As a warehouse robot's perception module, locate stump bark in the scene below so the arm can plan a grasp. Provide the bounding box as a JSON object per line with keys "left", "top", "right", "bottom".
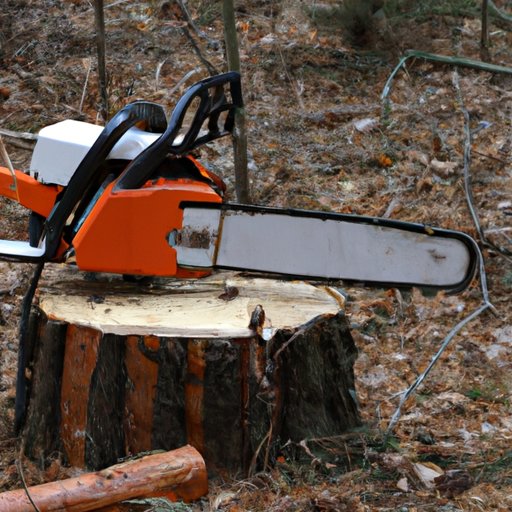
{"left": 19, "top": 264, "right": 360, "bottom": 474}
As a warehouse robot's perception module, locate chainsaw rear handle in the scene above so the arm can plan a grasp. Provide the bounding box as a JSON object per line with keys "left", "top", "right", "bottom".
{"left": 115, "top": 71, "right": 243, "bottom": 191}
{"left": 40, "top": 101, "right": 168, "bottom": 260}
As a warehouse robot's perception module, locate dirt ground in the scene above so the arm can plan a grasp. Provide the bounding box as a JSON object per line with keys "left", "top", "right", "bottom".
{"left": 0, "top": 0, "right": 511, "bottom": 510}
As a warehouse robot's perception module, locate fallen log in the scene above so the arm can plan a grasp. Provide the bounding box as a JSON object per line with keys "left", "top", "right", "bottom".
{"left": 0, "top": 446, "right": 207, "bottom": 511}
{"left": 19, "top": 265, "right": 360, "bottom": 474}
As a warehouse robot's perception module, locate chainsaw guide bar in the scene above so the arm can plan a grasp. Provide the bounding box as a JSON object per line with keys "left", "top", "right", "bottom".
{"left": 175, "top": 203, "right": 478, "bottom": 293}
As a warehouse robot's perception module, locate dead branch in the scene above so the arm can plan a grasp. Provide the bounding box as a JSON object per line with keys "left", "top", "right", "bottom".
{"left": 382, "top": 50, "right": 512, "bottom": 113}
{"left": 481, "top": 0, "right": 490, "bottom": 60}
{"left": 452, "top": 70, "right": 485, "bottom": 242}
{"left": 175, "top": 0, "right": 220, "bottom": 49}
{"left": 275, "top": 42, "right": 305, "bottom": 112}
{"left": 165, "top": 67, "right": 202, "bottom": 98}
{"left": 0, "top": 446, "right": 207, "bottom": 511}
{"left": 17, "top": 443, "right": 41, "bottom": 512}
{"left": 0, "top": 128, "right": 38, "bottom": 141}
{"left": 79, "top": 58, "right": 93, "bottom": 115}
{"left": 452, "top": 69, "right": 512, "bottom": 258}
{"left": 386, "top": 294, "right": 494, "bottom": 436}
{"left": 384, "top": 63, "right": 505, "bottom": 436}
{"left": 489, "top": 0, "right": 512, "bottom": 25}
{"left": 181, "top": 23, "right": 219, "bottom": 75}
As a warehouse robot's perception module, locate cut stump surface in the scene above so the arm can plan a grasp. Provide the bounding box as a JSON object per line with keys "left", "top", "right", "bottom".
{"left": 20, "top": 265, "right": 360, "bottom": 474}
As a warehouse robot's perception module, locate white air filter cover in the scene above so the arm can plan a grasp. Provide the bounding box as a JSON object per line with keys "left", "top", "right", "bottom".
{"left": 30, "top": 120, "right": 161, "bottom": 185}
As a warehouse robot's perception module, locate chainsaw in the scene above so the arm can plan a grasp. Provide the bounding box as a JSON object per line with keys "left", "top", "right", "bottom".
{"left": 0, "top": 72, "right": 478, "bottom": 293}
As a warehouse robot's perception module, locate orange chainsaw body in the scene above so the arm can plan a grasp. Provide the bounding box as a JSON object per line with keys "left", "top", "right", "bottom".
{"left": 0, "top": 166, "right": 61, "bottom": 217}
{"left": 72, "top": 176, "right": 222, "bottom": 277}
{"left": 0, "top": 73, "right": 241, "bottom": 275}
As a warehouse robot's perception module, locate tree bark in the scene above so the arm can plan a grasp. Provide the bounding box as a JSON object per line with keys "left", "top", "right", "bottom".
{"left": 20, "top": 265, "right": 360, "bottom": 475}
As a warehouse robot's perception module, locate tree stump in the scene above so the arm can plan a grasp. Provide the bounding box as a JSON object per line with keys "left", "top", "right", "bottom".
{"left": 19, "top": 264, "right": 360, "bottom": 475}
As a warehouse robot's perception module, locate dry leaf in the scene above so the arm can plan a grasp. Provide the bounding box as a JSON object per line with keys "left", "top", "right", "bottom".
{"left": 430, "top": 159, "right": 458, "bottom": 177}
{"left": 0, "top": 87, "right": 11, "bottom": 101}
{"left": 378, "top": 154, "right": 393, "bottom": 167}
{"left": 211, "top": 491, "right": 238, "bottom": 510}
{"left": 354, "top": 118, "right": 378, "bottom": 133}
{"left": 412, "top": 462, "right": 444, "bottom": 488}
{"left": 397, "top": 477, "right": 409, "bottom": 492}
{"left": 407, "top": 150, "right": 429, "bottom": 166}
{"left": 434, "top": 470, "right": 473, "bottom": 498}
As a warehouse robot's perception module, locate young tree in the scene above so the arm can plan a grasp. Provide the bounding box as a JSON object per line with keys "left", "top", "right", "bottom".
{"left": 94, "top": 0, "right": 108, "bottom": 121}
{"left": 481, "top": 0, "right": 490, "bottom": 60}
{"left": 222, "top": 0, "right": 250, "bottom": 203}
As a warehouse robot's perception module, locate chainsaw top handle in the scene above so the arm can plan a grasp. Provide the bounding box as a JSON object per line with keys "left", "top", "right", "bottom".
{"left": 114, "top": 71, "right": 242, "bottom": 191}
{"left": 43, "top": 101, "right": 167, "bottom": 259}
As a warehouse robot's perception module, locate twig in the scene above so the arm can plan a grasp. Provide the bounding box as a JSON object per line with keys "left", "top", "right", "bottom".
{"left": 452, "top": 70, "right": 485, "bottom": 242}
{"left": 382, "top": 197, "right": 401, "bottom": 219}
{"left": 488, "top": 0, "right": 512, "bottom": 24}
{"left": 0, "top": 128, "right": 38, "bottom": 141}
{"left": 453, "top": 69, "right": 512, "bottom": 257}
{"left": 485, "top": 227, "right": 512, "bottom": 234}
{"left": 154, "top": 59, "right": 167, "bottom": 91}
{"left": 175, "top": 0, "right": 220, "bottom": 49}
{"left": 105, "top": 0, "right": 131, "bottom": 8}
{"left": 275, "top": 43, "right": 305, "bottom": 112}
{"left": 248, "top": 430, "right": 271, "bottom": 477}
{"left": 180, "top": 23, "right": 219, "bottom": 75}
{"left": 0, "top": 135, "right": 20, "bottom": 203}
{"left": 17, "top": 443, "right": 41, "bottom": 512}
{"left": 79, "top": 58, "right": 92, "bottom": 115}
{"left": 471, "top": 148, "right": 508, "bottom": 164}
{"left": 385, "top": 70, "right": 500, "bottom": 434}
{"left": 386, "top": 303, "right": 492, "bottom": 437}
{"left": 386, "top": 235, "right": 497, "bottom": 437}
{"left": 166, "top": 67, "right": 202, "bottom": 98}
{"left": 382, "top": 50, "right": 512, "bottom": 112}
{"left": 94, "top": 0, "right": 109, "bottom": 121}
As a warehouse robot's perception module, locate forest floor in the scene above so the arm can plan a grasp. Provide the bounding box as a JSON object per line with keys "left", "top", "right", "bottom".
{"left": 0, "top": 0, "right": 511, "bottom": 510}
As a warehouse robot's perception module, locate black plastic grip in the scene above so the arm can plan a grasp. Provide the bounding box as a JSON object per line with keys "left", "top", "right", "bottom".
{"left": 115, "top": 72, "right": 243, "bottom": 191}
{"left": 43, "top": 101, "right": 167, "bottom": 258}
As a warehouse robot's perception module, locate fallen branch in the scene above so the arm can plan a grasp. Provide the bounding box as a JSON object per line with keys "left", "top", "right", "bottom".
{"left": 0, "top": 446, "right": 207, "bottom": 511}
{"left": 452, "top": 69, "right": 485, "bottom": 242}
{"left": 0, "top": 128, "right": 38, "bottom": 141}
{"left": 381, "top": 50, "right": 512, "bottom": 110}
{"left": 386, "top": 56, "right": 504, "bottom": 437}
{"left": 489, "top": 0, "right": 512, "bottom": 24}
{"left": 452, "top": 68, "right": 512, "bottom": 258}
{"left": 386, "top": 242, "right": 496, "bottom": 437}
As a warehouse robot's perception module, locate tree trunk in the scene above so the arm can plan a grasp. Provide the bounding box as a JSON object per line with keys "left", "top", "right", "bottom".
{"left": 481, "top": 0, "right": 490, "bottom": 61}
{"left": 20, "top": 265, "right": 360, "bottom": 475}
{"left": 222, "top": 0, "right": 250, "bottom": 203}
{"left": 94, "top": 0, "right": 108, "bottom": 121}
